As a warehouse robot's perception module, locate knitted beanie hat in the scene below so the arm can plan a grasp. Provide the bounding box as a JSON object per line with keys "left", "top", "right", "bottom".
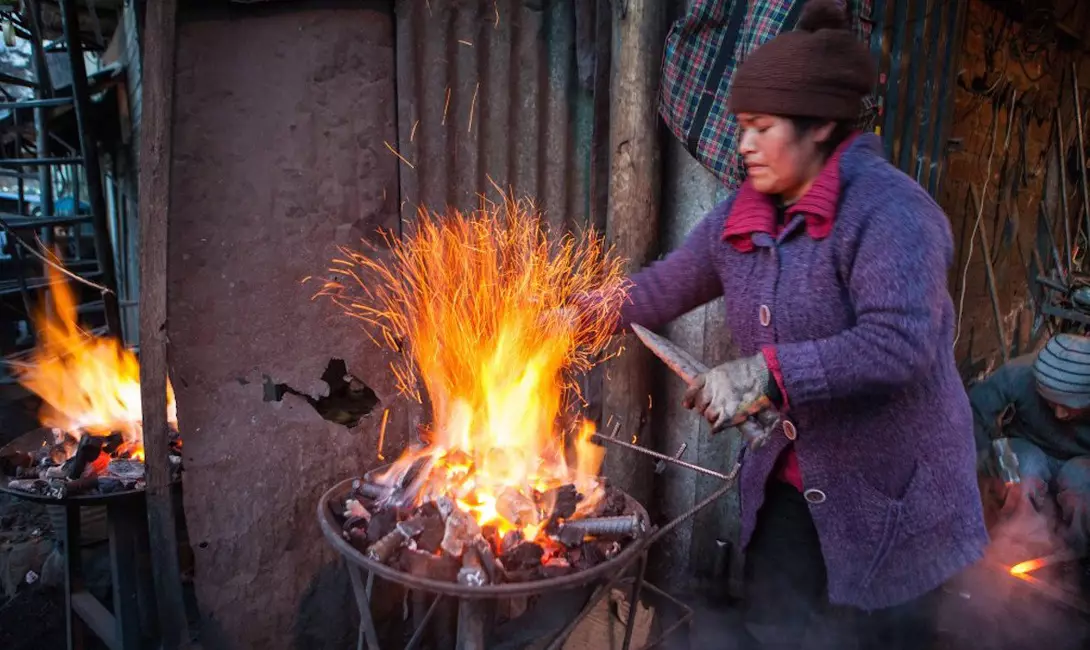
{"left": 728, "top": 0, "right": 878, "bottom": 120}
{"left": 1034, "top": 334, "right": 1090, "bottom": 410}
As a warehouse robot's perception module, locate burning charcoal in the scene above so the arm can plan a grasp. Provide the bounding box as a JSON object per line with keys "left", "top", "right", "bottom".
{"left": 440, "top": 507, "right": 480, "bottom": 557}
{"left": 343, "top": 516, "right": 369, "bottom": 535}
{"left": 499, "top": 541, "right": 544, "bottom": 572}
{"left": 457, "top": 546, "right": 489, "bottom": 587}
{"left": 603, "top": 541, "right": 622, "bottom": 559}
{"left": 66, "top": 476, "right": 99, "bottom": 496}
{"left": 556, "top": 525, "right": 585, "bottom": 548}
{"left": 365, "top": 509, "right": 398, "bottom": 545}
{"left": 542, "top": 557, "right": 573, "bottom": 578}
{"left": 351, "top": 479, "right": 388, "bottom": 501}
{"left": 435, "top": 496, "right": 456, "bottom": 520}
{"left": 414, "top": 505, "right": 445, "bottom": 554}
{"left": 43, "top": 466, "right": 67, "bottom": 480}
{"left": 100, "top": 432, "right": 125, "bottom": 455}
{"left": 557, "top": 515, "right": 645, "bottom": 540}
{"left": 500, "top": 530, "right": 524, "bottom": 555}
{"left": 66, "top": 436, "right": 104, "bottom": 480}
{"left": 496, "top": 488, "right": 539, "bottom": 527}
{"left": 473, "top": 537, "right": 499, "bottom": 584}
{"left": 367, "top": 516, "right": 427, "bottom": 563}
{"left": 1, "top": 451, "right": 34, "bottom": 475}
{"left": 397, "top": 549, "right": 460, "bottom": 582}
{"left": 594, "top": 487, "right": 628, "bottom": 517}
{"left": 345, "top": 499, "right": 371, "bottom": 521}
{"left": 97, "top": 477, "right": 125, "bottom": 494}
{"left": 570, "top": 542, "right": 606, "bottom": 571}
{"left": 15, "top": 466, "right": 42, "bottom": 479}
{"left": 346, "top": 527, "right": 369, "bottom": 554}
{"left": 543, "top": 484, "right": 583, "bottom": 535}
{"left": 6, "top": 479, "right": 47, "bottom": 494}
{"left": 106, "top": 459, "right": 145, "bottom": 481}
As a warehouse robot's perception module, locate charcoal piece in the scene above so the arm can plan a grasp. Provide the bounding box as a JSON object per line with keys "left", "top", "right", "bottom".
{"left": 343, "top": 515, "right": 368, "bottom": 534}
{"left": 15, "top": 466, "right": 41, "bottom": 479}
{"left": 415, "top": 509, "right": 445, "bottom": 554}
{"left": 351, "top": 479, "right": 387, "bottom": 501}
{"left": 106, "top": 459, "right": 145, "bottom": 481}
{"left": 100, "top": 432, "right": 125, "bottom": 455}
{"left": 97, "top": 477, "right": 125, "bottom": 494}
{"left": 435, "top": 496, "right": 456, "bottom": 520}
{"left": 500, "top": 530, "right": 524, "bottom": 555}
{"left": 344, "top": 499, "right": 371, "bottom": 522}
{"left": 474, "top": 538, "right": 499, "bottom": 584}
{"left": 6, "top": 478, "right": 47, "bottom": 494}
{"left": 366, "top": 508, "right": 399, "bottom": 545}
{"left": 594, "top": 487, "right": 628, "bottom": 517}
{"left": 481, "top": 523, "right": 499, "bottom": 544}
{"left": 499, "top": 541, "right": 544, "bottom": 572}
{"left": 66, "top": 476, "right": 100, "bottom": 495}
{"left": 570, "top": 542, "right": 605, "bottom": 571}
{"left": 66, "top": 435, "right": 104, "bottom": 480}
{"left": 457, "top": 546, "right": 488, "bottom": 587}
{"left": 440, "top": 508, "right": 480, "bottom": 557}
{"left": 398, "top": 549, "right": 460, "bottom": 582}
{"left": 556, "top": 525, "right": 585, "bottom": 547}
{"left": 542, "top": 557, "right": 573, "bottom": 578}
{"left": 546, "top": 484, "right": 581, "bottom": 519}
{"left": 0, "top": 451, "right": 33, "bottom": 475}
{"left": 346, "top": 527, "right": 369, "bottom": 554}
{"left": 367, "top": 516, "right": 426, "bottom": 563}
{"left": 496, "top": 488, "right": 539, "bottom": 527}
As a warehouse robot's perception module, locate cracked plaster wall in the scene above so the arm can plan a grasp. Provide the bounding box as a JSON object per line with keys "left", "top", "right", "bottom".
{"left": 167, "top": 4, "right": 413, "bottom": 648}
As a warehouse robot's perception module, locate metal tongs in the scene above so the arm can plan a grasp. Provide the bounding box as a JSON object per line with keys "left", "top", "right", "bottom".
{"left": 630, "top": 323, "right": 781, "bottom": 449}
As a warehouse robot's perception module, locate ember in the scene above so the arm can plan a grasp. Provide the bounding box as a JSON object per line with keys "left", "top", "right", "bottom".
{"left": 2, "top": 262, "right": 182, "bottom": 498}
{"left": 318, "top": 194, "right": 641, "bottom": 582}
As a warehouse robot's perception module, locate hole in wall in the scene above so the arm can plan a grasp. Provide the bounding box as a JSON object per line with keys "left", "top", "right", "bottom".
{"left": 262, "top": 359, "right": 379, "bottom": 427}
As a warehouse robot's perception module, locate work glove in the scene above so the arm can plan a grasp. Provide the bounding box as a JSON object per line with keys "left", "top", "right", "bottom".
{"left": 737, "top": 409, "right": 781, "bottom": 450}
{"left": 682, "top": 354, "right": 771, "bottom": 433}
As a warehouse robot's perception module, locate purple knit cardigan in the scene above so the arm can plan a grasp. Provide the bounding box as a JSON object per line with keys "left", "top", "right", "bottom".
{"left": 620, "top": 134, "right": 987, "bottom": 610}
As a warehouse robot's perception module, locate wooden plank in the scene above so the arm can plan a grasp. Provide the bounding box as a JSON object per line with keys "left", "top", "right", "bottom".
{"left": 599, "top": 0, "right": 665, "bottom": 506}
{"left": 137, "top": 0, "right": 188, "bottom": 647}
{"left": 71, "top": 592, "right": 118, "bottom": 649}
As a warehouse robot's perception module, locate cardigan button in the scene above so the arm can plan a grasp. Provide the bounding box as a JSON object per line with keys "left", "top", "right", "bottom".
{"left": 783, "top": 420, "right": 797, "bottom": 440}
{"left": 803, "top": 488, "right": 827, "bottom": 504}
{"left": 758, "top": 304, "right": 771, "bottom": 327}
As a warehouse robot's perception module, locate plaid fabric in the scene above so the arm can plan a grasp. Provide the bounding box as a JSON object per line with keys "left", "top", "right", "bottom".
{"left": 660, "top": 0, "right": 877, "bottom": 189}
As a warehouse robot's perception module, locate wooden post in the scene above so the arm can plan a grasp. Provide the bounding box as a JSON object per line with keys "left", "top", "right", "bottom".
{"left": 137, "top": 0, "right": 189, "bottom": 647}
{"left": 600, "top": 0, "right": 665, "bottom": 506}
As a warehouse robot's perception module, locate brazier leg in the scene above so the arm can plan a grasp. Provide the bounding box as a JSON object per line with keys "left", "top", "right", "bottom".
{"left": 107, "top": 499, "right": 143, "bottom": 650}
{"left": 620, "top": 552, "right": 649, "bottom": 650}
{"left": 347, "top": 562, "right": 381, "bottom": 650}
{"left": 455, "top": 598, "right": 490, "bottom": 650}
{"left": 64, "top": 504, "right": 86, "bottom": 650}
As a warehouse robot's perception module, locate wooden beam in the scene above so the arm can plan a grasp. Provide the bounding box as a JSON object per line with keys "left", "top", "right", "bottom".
{"left": 137, "top": 0, "right": 188, "bottom": 647}
{"left": 600, "top": 0, "right": 665, "bottom": 506}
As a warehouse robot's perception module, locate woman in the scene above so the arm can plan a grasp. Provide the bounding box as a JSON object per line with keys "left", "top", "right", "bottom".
{"left": 612, "top": 1, "right": 988, "bottom": 647}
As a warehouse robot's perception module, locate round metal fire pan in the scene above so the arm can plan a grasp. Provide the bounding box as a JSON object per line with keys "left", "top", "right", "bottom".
{"left": 0, "top": 427, "right": 152, "bottom": 505}
{"left": 318, "top": 476, "right": 650, "bottom": 600}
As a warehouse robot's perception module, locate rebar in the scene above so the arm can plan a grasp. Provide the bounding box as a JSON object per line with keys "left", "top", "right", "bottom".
{"left": 558, "top": 514, "right": 645, "bottom": 538}
{"left": 592, "top": 432, "right": 734, "bottom": 482}
{"left": 1073, "top": 62, "right": 1090, "bottom": 263}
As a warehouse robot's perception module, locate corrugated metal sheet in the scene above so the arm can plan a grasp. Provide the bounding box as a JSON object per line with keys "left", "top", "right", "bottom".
{"left": 869, "top": 0, "right": 967, "bottom": 195}
{"left": 393, "top": 0, "right": 603, "bottom": 234}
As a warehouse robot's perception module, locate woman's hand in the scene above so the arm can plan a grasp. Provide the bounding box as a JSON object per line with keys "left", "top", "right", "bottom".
{"left": 683, "top": 354, "right": 770, "bottom": 431}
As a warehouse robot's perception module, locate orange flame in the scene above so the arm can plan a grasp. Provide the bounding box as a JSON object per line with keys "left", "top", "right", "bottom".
{"left": 1010, "top": 558, "right": 1046, "bottom": 575}
{"left": 12, "top": 260, "right": 177, "bottom": 456}
{"left": 317, "top": 194, "right": 628, "bottom": 539}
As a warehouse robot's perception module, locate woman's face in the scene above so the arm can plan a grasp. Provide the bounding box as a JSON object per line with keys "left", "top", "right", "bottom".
{"left": 736, "top": 113, "right": 834, "bottom": 201}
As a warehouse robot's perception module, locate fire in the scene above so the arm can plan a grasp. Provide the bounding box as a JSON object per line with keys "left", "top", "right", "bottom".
{"left": 317, "top": 194, "right": 628, "bottom": 540}
{"left": 1010, "top": 558, "right": 1044, "bottom": 576}
{"left": 12, "top": 260, "right": 177, "bottom": 457}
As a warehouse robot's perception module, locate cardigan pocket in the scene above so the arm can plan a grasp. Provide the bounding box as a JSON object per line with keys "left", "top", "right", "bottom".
{"left": 854, "top": 460, "right": 937, "bottom": 591}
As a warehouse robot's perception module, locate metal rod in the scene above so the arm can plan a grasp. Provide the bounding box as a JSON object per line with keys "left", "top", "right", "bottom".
{"left": 592, "top": 432, "right": 733, "bottom": 482}
{"left": 0, "top": 214, "right": 93, "bottom": 229}
{"left": 0, "top": 97, "right": 74, "bottom": 110}
{"left": 404, "top": 595, "right": 443, "bottom": 650}
{"left": 1073, "top": 62, "right": 1090, "bottom": 265}
{"left": 59, "top": 0, "right": 121, "bottom": 338}
{"left": 620, "top": 553, "right": 648, "bottom": 650}
{"left": 968, "top": 185, "right": 1008, "bottom": 363}
{"left": 26, "top": 0, "right": 54, "bottom": 248}
{"left": 348, "top": 564, "right": 381, "bottom": 650}
{"left": 10, "top": 108, "right": 33, "bottom": 331}
{"left": 1055, "top": 106, "right": 1073, "bottom": 269}
{"left": 0, "top": 157, "right": 83, "bottom": 166}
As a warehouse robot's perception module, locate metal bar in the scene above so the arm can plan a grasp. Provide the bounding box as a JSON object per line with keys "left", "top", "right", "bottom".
{"left": 0, "top": 97, "right": 74, "bottom": 110}
{"left": 620, "top": 553, "right": 648, "bottom": 650}
{"left": 455, "top": 598, "right": 490, "bottom": 650}
{"left": 106, "top": 500, "right": 143, "bottom": 650}
{"left": 1035, "top": 275, "right": 1068, "bottom": 293}
{"left": 624, "top": 580, "right": 694, "bottom": 649}
{"left": 898, "top": 0, "right": 929, "bottom": 174}
{"left": 592, "top": 432, "right": 733, "bottom": 482}
{"left": 543, "top": 551, "right": 647, "bottom": 650}
{"left": 59, "top": 0, "right": 121, "bottom": 338}
{"left": 928, "top": 0, "right": 967, "bottom": 193}
{"left": 404, "top": 595, "right": 443, "bottom": 650}
{"left": 1072, "top": 62, "right": 1090, "bottom": 262}
{"left": 0, "top": 213, "right": 93, "bottom": 228}
{"left": 64, "top": 503, "right": 86, "bottom": 650}
{"left": 881, "top": 0, "right": 910, "bottom": 157}
{"left": 71, "top": 593, "right": 117, "bottom": 649}
{"left": 969, "top": 185, "right": 1009, "bottom": 363}
{"left": 0, "top": 157, "right": 83, "bottom": 166}
{"left": 0, "top": 70, "right": 37, "bottom": 88}
{"left": 11, "top": 108, "right": 34, "bottom": 330}
{"left": 1055, "top": 104, "right": 1073, "bottom": 269}
{"left": 26, "top": 0, "right": 54, "bottom": 249}
{"left": 347, "top": 563, "right": 381, "bottom": 650}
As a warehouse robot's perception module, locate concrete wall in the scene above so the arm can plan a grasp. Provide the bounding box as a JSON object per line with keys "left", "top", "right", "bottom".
{"left": 167, "top": 3, "right": 412, "bottom": 647}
